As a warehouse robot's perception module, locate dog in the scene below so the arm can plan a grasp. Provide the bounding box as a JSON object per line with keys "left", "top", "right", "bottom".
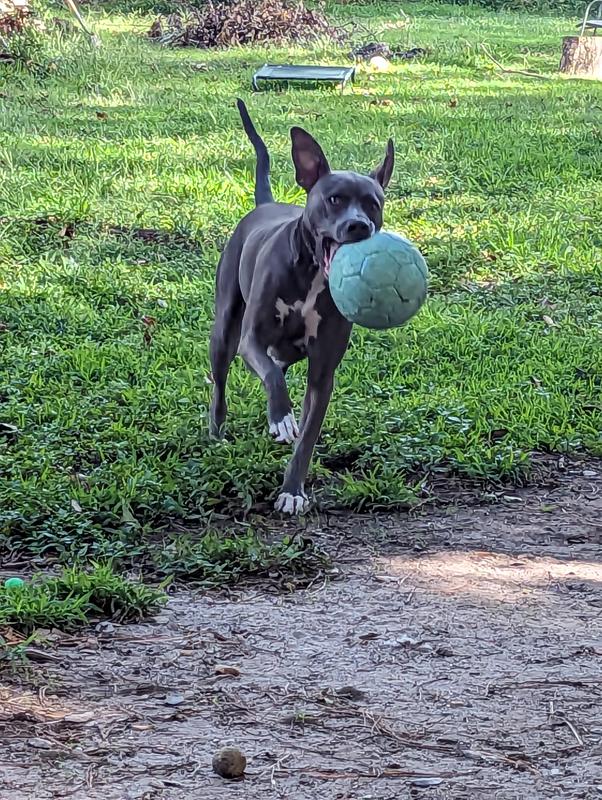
{"left": 209, "top": 99, "right": 394, "bottom": 515}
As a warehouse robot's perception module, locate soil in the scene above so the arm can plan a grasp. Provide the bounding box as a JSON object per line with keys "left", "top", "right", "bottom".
{"left": 2, "top": 464, "right": 602, "bottom": 799}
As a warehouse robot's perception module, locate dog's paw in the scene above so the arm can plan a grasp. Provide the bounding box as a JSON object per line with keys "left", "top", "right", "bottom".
{"left": 269, "top": 412, "right": 299, "bottom": 444}
{"left": 275, "top": 491, "right": 309, "bottom": 515}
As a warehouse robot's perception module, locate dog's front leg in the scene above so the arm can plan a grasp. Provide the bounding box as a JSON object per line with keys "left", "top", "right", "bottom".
{"left": 275, "top": 363, "right": 334, "bottom": 514}
{"left": 276, "top": 320, "right": 352, "bottom": 514}
{"left": 238, "top": 331, "right": 299, "bottom": 443}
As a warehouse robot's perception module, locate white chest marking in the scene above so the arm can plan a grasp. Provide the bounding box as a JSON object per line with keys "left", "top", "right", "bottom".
{"left": 274, "top": 272, "right": 326, "bottom": 345}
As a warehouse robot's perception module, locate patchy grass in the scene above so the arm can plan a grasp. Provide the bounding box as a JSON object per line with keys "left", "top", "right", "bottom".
{"left": 0, "top": 563, "right": 166, "bottom": 633}
{"left": 0, "top": 1, "right": 601, "bottom": 572}
{"left": 152, "top": 529, "right": 328, "bottom": 585}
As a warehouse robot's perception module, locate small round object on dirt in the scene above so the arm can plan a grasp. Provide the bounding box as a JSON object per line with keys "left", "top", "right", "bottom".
{"left": 4, "top": 577, "right": 25, "bottom": 589}
{"left": 212, "top": 747, "right": 246, "bottom": 779}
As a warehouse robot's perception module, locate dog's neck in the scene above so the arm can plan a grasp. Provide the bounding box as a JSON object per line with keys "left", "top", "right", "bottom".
{"left": 291, "top": 215, "right": 320, "bottom": 273}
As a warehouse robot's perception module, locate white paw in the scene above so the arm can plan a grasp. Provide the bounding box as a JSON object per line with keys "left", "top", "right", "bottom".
{"left": 269, "top": 412, "right": 299, "bottom": 444}
{"left": 275, "top": 491, "right": 309, "bottom": 515}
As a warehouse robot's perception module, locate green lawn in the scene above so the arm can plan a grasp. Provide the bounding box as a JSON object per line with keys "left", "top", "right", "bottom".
{"left": 1, "top": 1, "right": 601, "bottom": 570}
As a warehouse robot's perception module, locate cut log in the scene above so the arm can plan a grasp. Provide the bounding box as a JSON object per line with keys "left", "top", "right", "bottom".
{"left": 559, "top": 35, "right": 602, "bottom": 80}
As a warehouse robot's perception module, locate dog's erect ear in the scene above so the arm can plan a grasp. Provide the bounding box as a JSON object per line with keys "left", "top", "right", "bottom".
{"left": 370, "top": 139, "right": 395, "bottom": 190}
{"left": 290, "top": 127, "right": 331, "bottom": 192}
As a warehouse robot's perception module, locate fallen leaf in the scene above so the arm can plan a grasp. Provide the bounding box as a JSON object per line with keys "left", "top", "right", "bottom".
{"left": 28, "top": 738, "right": 53, "bottom": 750}
{"left": 63, "top": 711, "right": 96, "bottom": 723}
{"left": 335, "top": 686, "right": 367, "bottom": 701}
{"left": 214, "top": 664, "right": 241, "bottom": 677}
{"left": 58, "top": 223, "right": 75, "bottom": 239}
{"left": 542, "top": 315, "right": 557, "bottom": 328}
{"left": 96, "top": 111, "right": 108, "bottom": 120}
{"left": 0, "top": 422, "right": 18, "bottom": 438}
{"left": 70, "top": 499, "right": 83, "bottom": 513}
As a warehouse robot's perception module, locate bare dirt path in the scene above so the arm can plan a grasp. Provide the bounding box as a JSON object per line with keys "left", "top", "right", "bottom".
{"left": 2, "top": 465, "right": 602, "bottom": 799}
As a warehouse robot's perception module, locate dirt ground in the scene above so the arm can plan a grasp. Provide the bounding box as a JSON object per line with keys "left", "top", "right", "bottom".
{"left": 2, "top": 463, "right": 602, "bottom": 800}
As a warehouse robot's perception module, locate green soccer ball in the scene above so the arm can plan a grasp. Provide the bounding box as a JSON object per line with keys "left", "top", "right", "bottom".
{"left": 329, "top": 231, "right": 428, "bottom": 329}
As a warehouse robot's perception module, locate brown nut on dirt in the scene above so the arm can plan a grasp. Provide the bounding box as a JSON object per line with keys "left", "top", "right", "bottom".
{"left": 212, "top": 747, "right": 246, "bottom": 779}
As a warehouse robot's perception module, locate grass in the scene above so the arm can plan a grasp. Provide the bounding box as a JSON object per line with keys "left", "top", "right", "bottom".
{"left": 0, "top": 563, "right": 166, "bottom": 633}
{"left": 1, "top": 0, "right": 601, "bottom": 584}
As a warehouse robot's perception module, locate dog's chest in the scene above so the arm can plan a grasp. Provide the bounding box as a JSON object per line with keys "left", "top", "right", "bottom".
{"left": 274, "top": 271, "right": 327, "bottom": 347}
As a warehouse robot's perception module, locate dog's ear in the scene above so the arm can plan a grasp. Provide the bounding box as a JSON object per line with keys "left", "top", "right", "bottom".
{"left": 290, "top": 127, "right": 331, "bottom": 192}
{"left": 370, "top": 139, "right": 395, "bottom": 190}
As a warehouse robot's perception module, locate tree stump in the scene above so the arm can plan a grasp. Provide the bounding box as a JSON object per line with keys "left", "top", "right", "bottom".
{"left": 559, "top": 35, "right": 602, "bottom": 79}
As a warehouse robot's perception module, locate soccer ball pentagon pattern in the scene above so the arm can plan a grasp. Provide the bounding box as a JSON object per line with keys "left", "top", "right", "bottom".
{"left": 328, "top": 231, "right": 428, "bottom": 330}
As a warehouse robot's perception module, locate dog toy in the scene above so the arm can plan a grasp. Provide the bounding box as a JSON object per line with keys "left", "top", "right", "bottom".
{"left": 4, "top": 577, "right": 25, "bottom": 589}
{"left": 328, "top": 231, "right": 428, "bottom": 329}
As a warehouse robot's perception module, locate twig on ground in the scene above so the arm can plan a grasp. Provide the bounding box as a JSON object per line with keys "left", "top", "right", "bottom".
{"left": 489, "top": 676, "right": 602, "bottom": 694}
{"left": 292, "top": 767, "right": 473, "bottom": 780}
{"left": 550, "top": 711, "right": 584, "bottom": 748}
{"left": 480, "top": 44, "right": 551, "bottom": 80}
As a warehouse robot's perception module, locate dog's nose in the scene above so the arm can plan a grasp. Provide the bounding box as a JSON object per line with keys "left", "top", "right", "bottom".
{"left": 343, "top": 219, "right": 373, "bottom": 242}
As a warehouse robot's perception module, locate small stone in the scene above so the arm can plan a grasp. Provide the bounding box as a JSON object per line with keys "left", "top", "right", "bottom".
{"left": 95, "top": 621, "right": 114, "bottom": 634}
{"left": 164, "top": 693, "right": 185, "bottom": 706}
{"left": 212, "top": 747, "right": 246, "bottom": 779}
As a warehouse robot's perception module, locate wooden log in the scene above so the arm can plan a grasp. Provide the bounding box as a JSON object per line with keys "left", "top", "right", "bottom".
{"left": 559, "top": 35, "right": 602, "bottom": 79}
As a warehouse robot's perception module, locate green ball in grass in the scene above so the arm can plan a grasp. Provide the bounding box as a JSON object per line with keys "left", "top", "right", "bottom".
{"left": 328, "top": 231, "right": 428, "bottom": 330}
{"left": 4, "top": 577, "right": 25, "bottom": 589}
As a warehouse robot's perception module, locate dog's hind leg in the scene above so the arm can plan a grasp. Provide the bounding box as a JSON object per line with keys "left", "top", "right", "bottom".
{"left": 209, "top": 257, "right": 244, "bottom": 439}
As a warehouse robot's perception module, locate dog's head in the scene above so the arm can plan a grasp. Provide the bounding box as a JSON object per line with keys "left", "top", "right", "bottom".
{"left": 291, "top": 127, "right": 394, "bottom": 278}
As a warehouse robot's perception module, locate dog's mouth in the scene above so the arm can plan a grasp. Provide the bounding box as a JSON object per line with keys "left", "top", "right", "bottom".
{"left": 322, "top": 238, "right": 340, "bottom": 279}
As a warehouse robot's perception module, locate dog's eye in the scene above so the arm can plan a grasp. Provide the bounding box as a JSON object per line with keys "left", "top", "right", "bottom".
{"left": 328, "top": 195, "right": 340, "bottom": 206}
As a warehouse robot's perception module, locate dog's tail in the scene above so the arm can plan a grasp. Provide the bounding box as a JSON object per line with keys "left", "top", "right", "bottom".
{"left": 236, "top": 98, "right": 274, "bottom": 206}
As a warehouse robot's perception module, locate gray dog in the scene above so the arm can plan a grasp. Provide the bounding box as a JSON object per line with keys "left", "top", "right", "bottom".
{"left": 209, "top": 99, "right": 394, "bottom": 514}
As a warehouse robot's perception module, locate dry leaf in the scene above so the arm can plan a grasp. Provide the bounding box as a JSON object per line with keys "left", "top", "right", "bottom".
{"left": 96, "top": 111, "right": 108, "bottom": 120}
{"left": 63, "top": 711, "right": 96, "bottom": 724}
{"left": 542, "top": 315, "right": 557, "bottom": 328}
{"left": 70, "top": 499, "right": 82, "bottom": 513}
{"left": 214, "top": 664, "right": 241, "bottom": 677}
{"left": 370, "top": 98, "right": 393, "bottom": 107}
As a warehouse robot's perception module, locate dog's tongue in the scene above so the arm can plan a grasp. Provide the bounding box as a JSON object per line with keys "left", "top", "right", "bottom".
{"left": 323, "top": 242, "right": 340, "bottom": 277}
